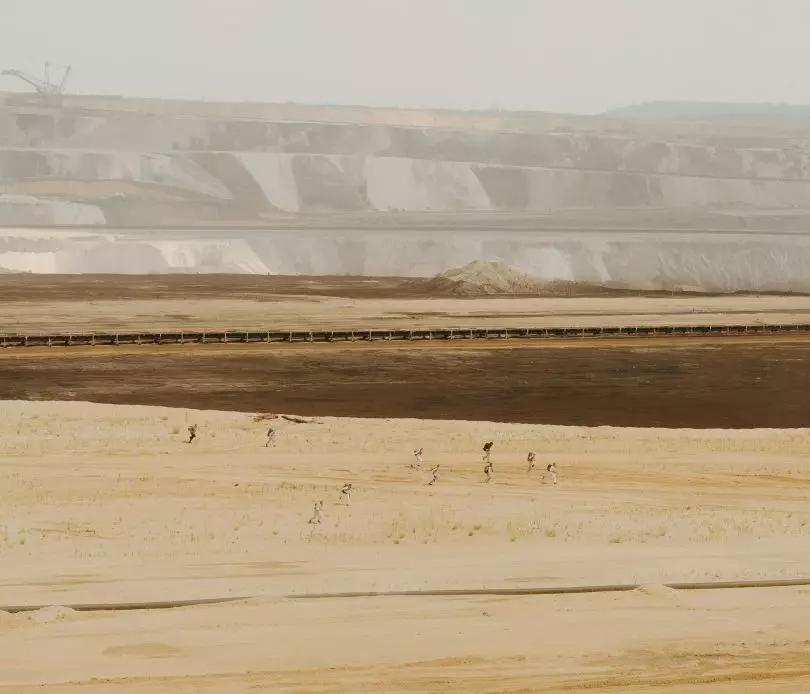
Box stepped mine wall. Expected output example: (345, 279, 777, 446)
(2, 95, 810, 289)
(3, 149, 810, 217)
(3, 96, 810, 219)
(3, 110, 810, 178)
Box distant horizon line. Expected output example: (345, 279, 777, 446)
(3, 89, 810, 119)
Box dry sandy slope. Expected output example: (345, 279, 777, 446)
(2, 401, 810, 691)
(3, 295, 810, 333)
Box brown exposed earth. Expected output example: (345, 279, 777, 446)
(1, 275, 809, 429)
(0, 273, 803, 303)
(0, 337, 809, 428)
(0, 274, 432, 301)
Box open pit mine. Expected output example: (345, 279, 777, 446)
(2, 91, 810, 291)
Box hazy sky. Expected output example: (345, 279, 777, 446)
(2, 0, 808, 113)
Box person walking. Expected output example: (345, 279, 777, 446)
(265, 427, 276, 447)
(308, 500, 324, 524)
(484, 460, 494, 483)
(547, 462, 558, 485)
(527, 451, 536, 472)
(186, 424, 198, 444)
(428, 464, 440, 486)
(339, 483, 353, 506)
(482, 441, 494, 464)
(413, 447, 424, 469)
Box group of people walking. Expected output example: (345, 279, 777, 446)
(186, 423, 278, 446)
(414, 441, 559, 486)
(185, 422, 557, 531)
(482, 442, 557, 485)
(526, 450, 557, 484)
(308, 483, 353, 524)
(184, 422, 353, 527)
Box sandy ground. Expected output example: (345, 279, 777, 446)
(1, 273, 809, 334)
(2, 294, 810, 334)
(3, 401, 810, 691)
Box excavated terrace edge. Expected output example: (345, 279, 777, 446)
(4, 578, 810, 613)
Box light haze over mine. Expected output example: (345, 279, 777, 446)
(2, 1, 810, 290)
(5, 7, 810, 692)
(4, 0, 810, 112)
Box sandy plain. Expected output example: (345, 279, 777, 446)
(1, 275, 810, 333)
(3, 293, 810, 334)
(3, 400, 810, 692)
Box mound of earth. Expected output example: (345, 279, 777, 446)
(421, 261, 606, 297)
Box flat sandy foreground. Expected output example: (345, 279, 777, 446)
(3, 401, 810, 692)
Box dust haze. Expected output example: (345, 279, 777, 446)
(3, 3, 810, 693)
(3, 0, 810, 112)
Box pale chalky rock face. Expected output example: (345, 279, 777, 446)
(0, 226, 810, 293)
(4, 92, 810, 218)
(0, 194, 105, 227)
(3, 93, 810, 287)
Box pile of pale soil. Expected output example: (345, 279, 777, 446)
(422, 260, 602, 297)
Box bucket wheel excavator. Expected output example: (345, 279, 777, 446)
(1, 62, 71, 95)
